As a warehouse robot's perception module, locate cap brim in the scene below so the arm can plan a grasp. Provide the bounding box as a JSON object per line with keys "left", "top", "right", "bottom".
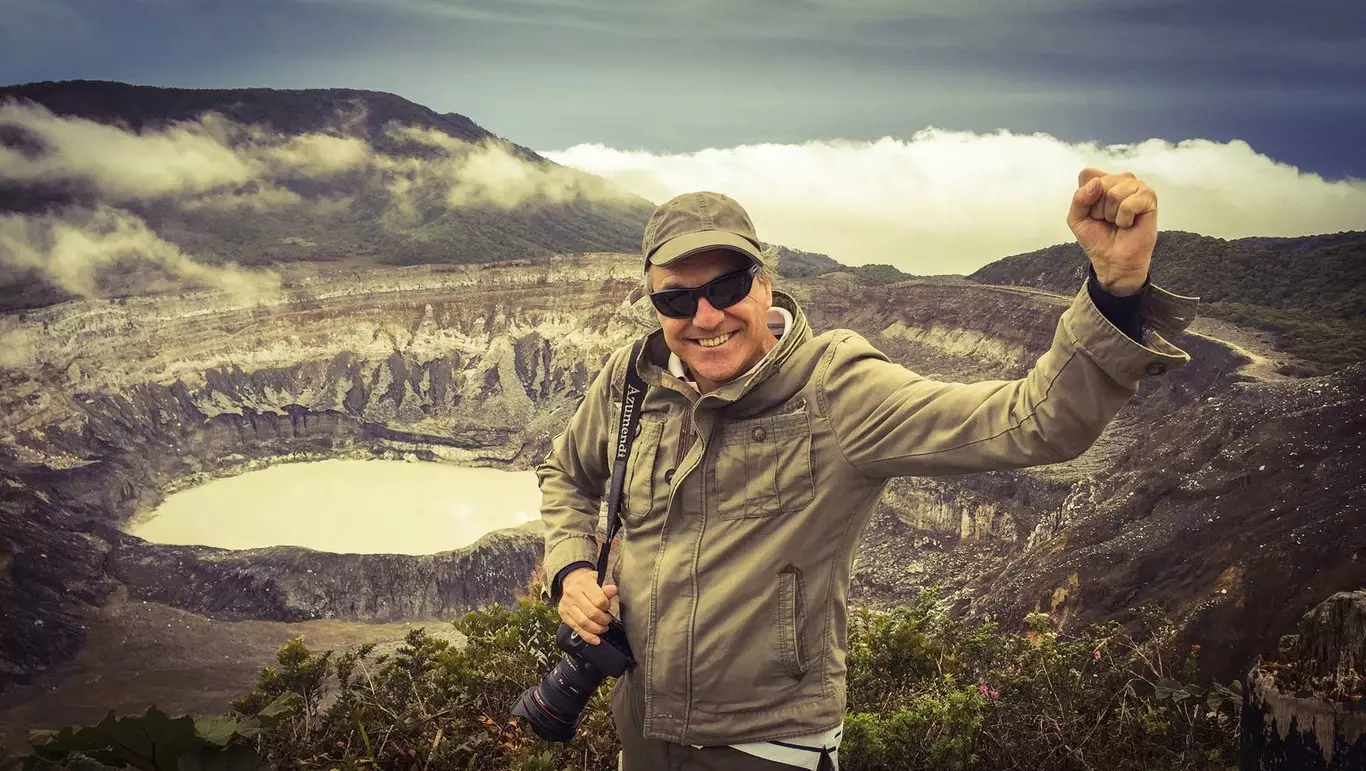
{"left": 647, "top": 230, "right": 764, "bottom": 268}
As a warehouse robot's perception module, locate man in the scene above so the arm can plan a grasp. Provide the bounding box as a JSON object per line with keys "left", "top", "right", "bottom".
{"left": 537, "top": 169, "right": 1198, "bottom": 770}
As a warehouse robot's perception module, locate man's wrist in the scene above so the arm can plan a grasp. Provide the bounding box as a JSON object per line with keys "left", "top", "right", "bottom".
{"left": 1086, "top": 265, "right": 1147, "bottom": 343}
{"left": 1091, "top": 267, "right": 1148, "bottom": 297}
{"left": 551, "top": 561, "right": 595, "bottom": 603}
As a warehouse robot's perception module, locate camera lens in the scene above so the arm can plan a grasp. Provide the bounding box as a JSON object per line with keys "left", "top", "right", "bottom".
{"left": 510, "top": 653, "right": 602, "bottom": 742}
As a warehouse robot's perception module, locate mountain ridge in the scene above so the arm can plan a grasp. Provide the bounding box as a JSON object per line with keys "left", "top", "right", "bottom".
{"left": 0, "top": 80, "right": 657, "bottom": 309}
{"left": 969, "top": 229, "right": 1366, "bottom": 374}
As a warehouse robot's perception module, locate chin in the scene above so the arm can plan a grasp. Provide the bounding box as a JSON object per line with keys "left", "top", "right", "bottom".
{"left": 691, "top": 360, "right": 741, "bottom": 384}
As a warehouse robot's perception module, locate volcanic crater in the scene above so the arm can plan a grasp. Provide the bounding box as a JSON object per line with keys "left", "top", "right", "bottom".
{"left": 2, "top": 252, "right": 1363, "bottom": 747}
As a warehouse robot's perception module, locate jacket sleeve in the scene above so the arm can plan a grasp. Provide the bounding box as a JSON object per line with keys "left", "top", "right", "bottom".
{"left": 537, "top": 344, "right": 626, "bottom": 602}
{"left": 820, "top": 280, "right": 1198, "bottom": 479}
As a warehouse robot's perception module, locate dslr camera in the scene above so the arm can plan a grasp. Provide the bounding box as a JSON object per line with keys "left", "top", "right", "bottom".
{"left": 510, "top": 617, "right": 635, "bottom": 741}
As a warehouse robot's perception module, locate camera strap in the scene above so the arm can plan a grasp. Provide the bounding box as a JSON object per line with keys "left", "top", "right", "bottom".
{"left": 597, "top": 338, "right": 648, "bottom": 586}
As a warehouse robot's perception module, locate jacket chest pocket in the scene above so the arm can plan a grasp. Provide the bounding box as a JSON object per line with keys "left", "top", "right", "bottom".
{"left": 622, "top": 417, "right": 667, "bottom": 525}
{"left": 712, "top": 412, "right": 816, "bottom": 520}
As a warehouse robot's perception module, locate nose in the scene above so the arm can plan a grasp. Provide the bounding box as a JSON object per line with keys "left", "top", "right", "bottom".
{"left": 692, "top": 297, "right": 726, "bottom": 328}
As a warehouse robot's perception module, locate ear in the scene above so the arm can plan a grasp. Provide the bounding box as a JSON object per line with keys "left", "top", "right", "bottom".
{"left": 755, "top": 274, "right": 774, "bottom": 307}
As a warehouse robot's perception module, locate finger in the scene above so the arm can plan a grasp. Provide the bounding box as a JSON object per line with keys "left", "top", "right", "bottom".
{"left": 557, "top": 608, "right": 597, "bottom": 645}
{"left": 1115, "top": 187, "right": 1157, "bottom": 228}
{"left": 573, "top": 584, "right": 609, "bottom": 614}
{"left": 602, "top": 584, "right": 619, "bottom": 601}
{"left": 573, "top": 605, "right": 608, "bottom": 635}
{"left": 1103, "top": 178, "right": 1142, "bottom": 223}
{"left": 1067, "top": 178, "right": 1104, "bottom": 228}
{"left": 1077, "top": 167, "right": 1107, "bottom": 188}
{"left": 1088, "top": 176, "right": 1116, "bottom": 220}
{"left": 576, "top": 597, "right": 612, "bottom": 627}
{"left": 567, "top": 605, "right": 606, "bottom": 643}
{"left": 569, "top": 587, "right": 611, "bottom": 624}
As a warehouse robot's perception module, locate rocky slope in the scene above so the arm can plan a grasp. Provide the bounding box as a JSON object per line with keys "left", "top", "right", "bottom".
{"left": 0, "top": 251, "right": 1361, "bottom": 709}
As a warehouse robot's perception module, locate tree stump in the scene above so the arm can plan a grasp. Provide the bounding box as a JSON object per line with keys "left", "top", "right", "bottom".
{"left": 1241, "top": 590, "right": 1366, "bottom": 770}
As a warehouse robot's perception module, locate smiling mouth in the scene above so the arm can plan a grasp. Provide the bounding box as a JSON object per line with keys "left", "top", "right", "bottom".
{"left": 695, "top": 331, "right": 737, "bottom": 349}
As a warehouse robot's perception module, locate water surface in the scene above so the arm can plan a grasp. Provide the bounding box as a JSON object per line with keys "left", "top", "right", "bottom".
{"left": 130, "top": 459, "right": 542, "bottom": 554}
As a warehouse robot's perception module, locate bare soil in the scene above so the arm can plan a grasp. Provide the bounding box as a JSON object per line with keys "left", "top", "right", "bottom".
{"left": 0, "top": 586, "right": 461, "bottom": 754}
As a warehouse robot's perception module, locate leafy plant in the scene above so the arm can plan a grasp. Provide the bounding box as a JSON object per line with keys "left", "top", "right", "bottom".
{"left": 20, "top": 693, "right": 296, "bottom": 771}
{"left": 11, "top": 586, "right": 1241, "bottom": 771}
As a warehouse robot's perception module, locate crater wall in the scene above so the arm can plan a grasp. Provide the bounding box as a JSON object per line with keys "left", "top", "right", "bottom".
{"left": 1, "top": 254, "right": 1361, "bottom": 691}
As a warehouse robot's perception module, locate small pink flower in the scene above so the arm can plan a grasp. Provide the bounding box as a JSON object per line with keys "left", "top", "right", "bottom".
{"left": 1094, "top": 649, "right": 1102, "bottom": 661}
{"left": 978, "top": 684, "right": 989, "bottom": 695}
{"left": 978, "top": 683, "right": 999, "bottom": 699}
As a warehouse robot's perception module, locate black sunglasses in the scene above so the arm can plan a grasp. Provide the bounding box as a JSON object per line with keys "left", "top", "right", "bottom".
{"left": 649, "top": 263, "right": 759, "bottom": 319}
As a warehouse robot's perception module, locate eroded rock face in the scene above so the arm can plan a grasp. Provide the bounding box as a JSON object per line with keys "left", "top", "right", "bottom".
{"left": 1, "top": 253, "right": 1362, "bottom": 695}
{"left": 108, "top": 524, "right": 545, "bottom": 623}
{"left": 1241, "top": 591, "right": 1366, "bottom": 769}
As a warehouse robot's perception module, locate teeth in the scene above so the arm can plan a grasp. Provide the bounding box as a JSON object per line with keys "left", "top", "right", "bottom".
{"left": 697, "top": 332, "right": 735, "bottom": 348}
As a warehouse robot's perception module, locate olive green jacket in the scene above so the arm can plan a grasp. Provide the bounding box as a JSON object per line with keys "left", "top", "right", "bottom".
{"left": 537, "top": 282, "right": 1198, "bottom": 745}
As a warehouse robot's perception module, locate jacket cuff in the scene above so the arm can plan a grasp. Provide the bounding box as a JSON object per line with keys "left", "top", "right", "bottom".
{"left": 551, "top": 561, "right": 596, "bottom": 604}
{"left": 542, "top": 536, "right": 599, "bottom": 602}
{"left": 1086, "top": 265, "right": 1147, "bottom": 343}
{"left": 1064, "top": 280, "right": 1199, "bottom": 381}
{"left": 1142, "top": 284, "right": 1200, "bottom": 338}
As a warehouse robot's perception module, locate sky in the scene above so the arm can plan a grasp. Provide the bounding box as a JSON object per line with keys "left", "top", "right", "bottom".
{"left": 2, "top": 0, "right": 1365, "bottom": 274}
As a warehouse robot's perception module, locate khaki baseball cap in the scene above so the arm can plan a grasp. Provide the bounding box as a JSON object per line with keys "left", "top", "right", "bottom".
{"left": 642, "top": 191, "right": 766, "bottom": 268}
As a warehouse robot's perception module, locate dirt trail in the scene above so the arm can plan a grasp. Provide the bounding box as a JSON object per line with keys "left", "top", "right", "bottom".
{"left": 0, "top": 588, "right": 464, "bottom": 754}
{"left": 1185, "top": 316, "right": 1300, "bottom": 382}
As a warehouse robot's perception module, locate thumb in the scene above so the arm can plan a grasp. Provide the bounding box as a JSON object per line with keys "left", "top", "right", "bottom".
{"left": 602, "top": 584, "right": 619, "bottom": 600}
{"left": 1067, "top": 178, "right": 1103, "bottom": 228}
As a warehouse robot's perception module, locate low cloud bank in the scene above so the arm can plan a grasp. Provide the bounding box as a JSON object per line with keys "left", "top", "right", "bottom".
{"left": 545, "top": 131, "right": 1366, "bottom": 275}
{"left": 0, "top": 100, "right": 625, "bottom": 299}
{"left": 387, "top": 125, "right": 631, "bottom": 211}
{"left": 0, "top": 100, "right": 626, "bottom": 211}
{"left": 0, "top": 206, "right": 281, "bottom": 302}
{"left": 0, "top": 103, "right": 370, "bottom": 201}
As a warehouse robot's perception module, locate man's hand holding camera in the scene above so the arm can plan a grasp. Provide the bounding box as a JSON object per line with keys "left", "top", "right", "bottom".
{"left": 1068, "top": 167, "right": 1158, "bottom": 297}
{"left": 558, "top": 567, "right": 617, "bottom": 645}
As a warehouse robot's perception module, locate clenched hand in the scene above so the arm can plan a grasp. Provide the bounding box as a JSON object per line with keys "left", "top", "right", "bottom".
{"left": 1067, "top": 168, "right": 1157, "bottom": 297}
{"left": 558, "top": 567, "right": 617, "bottom": 645}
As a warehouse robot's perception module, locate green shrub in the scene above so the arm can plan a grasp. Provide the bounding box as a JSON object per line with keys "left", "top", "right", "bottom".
{"left": 12, "top": 587, "right": 1239, "bottom": 770}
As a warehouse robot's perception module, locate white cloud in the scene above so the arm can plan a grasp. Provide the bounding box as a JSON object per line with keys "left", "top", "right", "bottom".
{"left": 381, "top": 125, "right": 636, "bottom": 213}
{"left": 0, "top": 101, "right": 372, "bottom": 201}
{"left": 544, "top": 130, "right": 1366, "bottom": 275}
{"left": 0, "top": 206, "right": 281, "bottom": 302}
{"left": 0, "top": 102, "right": 256, "bottom": 199}
{"left": 263, "top": 132, "right": 374, "bottom": 176}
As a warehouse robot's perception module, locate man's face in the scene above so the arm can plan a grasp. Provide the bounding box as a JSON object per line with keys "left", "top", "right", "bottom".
{"left": 648, "top": 249, "right": 777, "bottom": 394}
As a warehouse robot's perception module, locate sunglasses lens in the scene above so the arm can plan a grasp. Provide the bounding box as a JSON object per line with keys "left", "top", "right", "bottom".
{"left": 651, "top": 291, "right": 696, "bottom": 318}
{"left": 706, "top": 270, "right": 753, "bottom": 309}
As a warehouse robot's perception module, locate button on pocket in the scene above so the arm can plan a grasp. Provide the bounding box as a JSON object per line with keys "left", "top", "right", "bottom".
{"left": 714, "top": 412, "right": 815, "bottom": 520}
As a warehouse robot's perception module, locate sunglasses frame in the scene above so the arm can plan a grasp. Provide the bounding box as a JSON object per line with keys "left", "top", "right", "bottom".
{"left": 648, "top": 263, "right": 760, "bottom": 319}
